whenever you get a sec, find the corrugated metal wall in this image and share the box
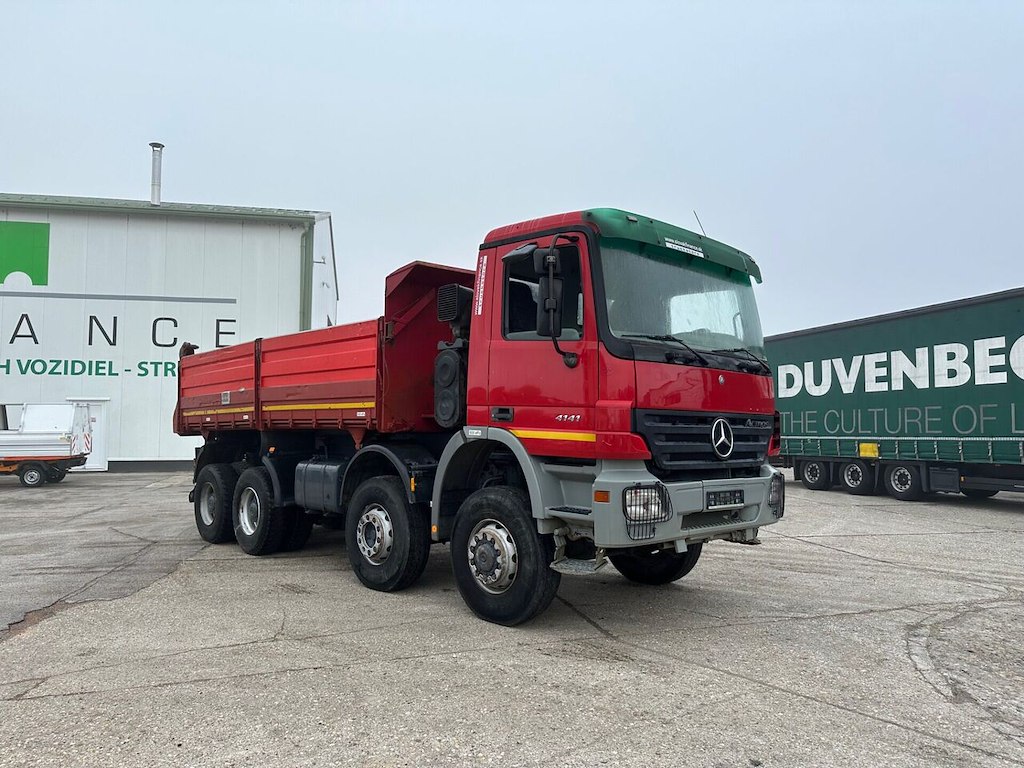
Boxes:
[0,206,320,463]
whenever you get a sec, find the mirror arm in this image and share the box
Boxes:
[547,234,578,369]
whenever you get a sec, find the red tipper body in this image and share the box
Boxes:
[176,262,473,443]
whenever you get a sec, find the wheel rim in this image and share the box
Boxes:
[24,468,42,485]
[467,519,518,594]
[199,482,216,526]
[238,487,261,536]
[891,467,913,493]
[356,503,394,565]
[805,463,821,483]
[843,464,863,487]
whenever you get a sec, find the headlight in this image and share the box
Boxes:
[622,484,672,540]
[769,472,785,517]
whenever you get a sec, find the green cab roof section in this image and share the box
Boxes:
[582,208,761,283]
[481,207,760,283]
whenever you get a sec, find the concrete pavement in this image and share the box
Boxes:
[0,472,1022,767]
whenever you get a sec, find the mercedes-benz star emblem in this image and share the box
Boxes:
[711,418,734,459]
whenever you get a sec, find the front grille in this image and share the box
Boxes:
[635,409,772,475]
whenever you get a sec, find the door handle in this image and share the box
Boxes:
[491,407,514,422]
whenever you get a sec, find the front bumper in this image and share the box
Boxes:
[584,461,784,549]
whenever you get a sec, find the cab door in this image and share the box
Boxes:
[486,233,599,459]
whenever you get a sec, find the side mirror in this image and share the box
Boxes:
[533,247,561,276]
[536,276,563,337]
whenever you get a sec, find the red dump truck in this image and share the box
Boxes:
[175,208,785,625]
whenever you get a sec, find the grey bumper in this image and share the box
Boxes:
[580,461,784,549]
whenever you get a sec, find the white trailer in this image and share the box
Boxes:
[0,403,92,486]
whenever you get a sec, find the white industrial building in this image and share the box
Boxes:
[0,192,337,469]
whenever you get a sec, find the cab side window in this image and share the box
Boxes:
[503,245,583,340]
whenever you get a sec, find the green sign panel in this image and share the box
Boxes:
[0,221,50,286]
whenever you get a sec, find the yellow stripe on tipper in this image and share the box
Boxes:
[510,428,597,443]
[261,402,376,412]
[182,406,253,417]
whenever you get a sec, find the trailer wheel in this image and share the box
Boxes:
[839,460,874,495]
[961,488,998,499]
[46,467,68,483]
[194,464,238,544]
[280,506,315,552]
[609,543,703,585]
[450,486,560,626]
[18,464,47,488]
[232,467,287,555]
[800,460,830,491]
[884,463,924,501]
[345,476,429,592]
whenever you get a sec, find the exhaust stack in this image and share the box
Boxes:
[149,142,165,206]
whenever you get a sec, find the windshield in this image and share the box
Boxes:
[600,241,765,357]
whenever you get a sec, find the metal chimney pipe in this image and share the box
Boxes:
[149,142,165,206]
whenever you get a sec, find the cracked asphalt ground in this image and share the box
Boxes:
[1,472,1022,767]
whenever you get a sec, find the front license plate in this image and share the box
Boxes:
[706,489,744,510]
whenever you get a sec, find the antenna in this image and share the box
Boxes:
[693,210,707,237]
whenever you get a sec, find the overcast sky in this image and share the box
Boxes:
[2,1,1021,336]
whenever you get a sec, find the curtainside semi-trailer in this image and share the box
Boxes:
[766,287,1024,500]
[175,208,785,625]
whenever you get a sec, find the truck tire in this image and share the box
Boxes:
[46,467,68,483]
[800,460,830,491]
[194,464,238,544]
[962,488,998,499]
[280,506,315,552]
[18,463,47,488]
[233,467,287,555]
[610,543,703,585]
[884,463,924,501]
[839,460,874,495]
[345,476,429,592]
[450,486,561,626]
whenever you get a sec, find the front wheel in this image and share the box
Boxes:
[345,476,429,592]
[609,543,703,585]
[18,463,46,488]
[450,486,560,626]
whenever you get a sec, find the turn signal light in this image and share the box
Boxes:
[593,490,610,503]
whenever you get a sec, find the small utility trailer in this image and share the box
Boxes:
[0,403,92,487]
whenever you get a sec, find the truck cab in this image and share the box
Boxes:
[431,209,783,579]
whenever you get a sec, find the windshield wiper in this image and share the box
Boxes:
[621,333,709,366]
[712,347,771,375]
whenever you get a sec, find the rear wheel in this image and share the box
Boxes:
[610,543,703,585]
[18,464,46,488]
[961,488,998,499]
[800,460,830,491]
[194,464,238,543]
[839,460,874,495]
[884,463,924,501]
[345,476,429,592]
[451,486,560,626]
[232,467,287,555]
[46,467,68,483]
